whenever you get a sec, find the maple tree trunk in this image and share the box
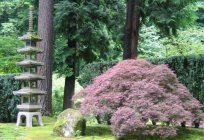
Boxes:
[38,0,54,115]
[181,121,186,127]
[123,0,140,60]
[152,120,157,125]
[96,115,102,124]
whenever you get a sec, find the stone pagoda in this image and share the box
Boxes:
[13,6,46,127]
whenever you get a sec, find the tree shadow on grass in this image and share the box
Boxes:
[86,125,113,137]
[173,127,204,140]
[85,125,204,140]
[119,128,204,140]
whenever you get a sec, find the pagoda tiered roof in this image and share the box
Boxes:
[13,88,46,95]
[16,60,44,67]
[15,73,45,81]
[17,47,43,54]
[19,32,42,41]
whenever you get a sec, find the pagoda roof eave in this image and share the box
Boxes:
[16,60,44,67]
[15,73,45,81]
[19,32,42,41]
[17,47,43,54]
[13,88,46,95]
[17,104,42,111]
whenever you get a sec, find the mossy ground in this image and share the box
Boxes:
[0,117,203,140]
[0,117,113,140]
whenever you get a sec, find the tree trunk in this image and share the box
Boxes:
[63,74,75,109]
[181,121,186,127]
[123,0,140,59]
[96,115,102,124]
[152,120,157,125]
[63,14,77,110]
[193,120,200,128]
[38,0,54,116]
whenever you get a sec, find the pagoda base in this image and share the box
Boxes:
[16,112,43,127]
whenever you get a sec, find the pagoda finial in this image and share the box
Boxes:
[28,5,34,32]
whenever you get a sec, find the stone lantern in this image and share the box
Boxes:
[13,6,46,127]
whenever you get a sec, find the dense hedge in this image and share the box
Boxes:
[0,75,20,122]
[78,61,117,87]
[78,55,204,105]
[152,55,204,105]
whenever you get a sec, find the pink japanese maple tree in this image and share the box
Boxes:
[79,59,203,138]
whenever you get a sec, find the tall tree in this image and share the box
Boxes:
[123,0,196,59]
[123,0,140,59]
[54,0,125,109]
[63,12,77,109]
[38,0,54,115]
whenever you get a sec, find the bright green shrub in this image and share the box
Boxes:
[52,86,63,117]
[0,75,20,122]
[0,36,23,74]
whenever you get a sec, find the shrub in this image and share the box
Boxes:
[143,126,177,138]
[152,55,204,105]
[111,107,145,138]
[79,59,203,138]
[0,75,20,122]
[79,55,204,106]
[52,86,64,117]
[0,36,23,74]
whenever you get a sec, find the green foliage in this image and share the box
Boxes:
[141,0,197,36]
[138,24,204,59]
[53,35,74,77]
[196,1,204,26]
[52,86,63,117]
[138,25,165,59]
[0,1,38,74]
[0,36,23,74]
[0,22,17,36]
[0,75,20,122]
[0,0,38,35]
[74,130,82,137]
[160,27,204,58]
[78,61,117,87]
[54,0,125,76]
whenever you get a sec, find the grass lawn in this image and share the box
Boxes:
[0,117,203,140]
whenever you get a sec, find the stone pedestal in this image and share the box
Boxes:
[16,112,43,127]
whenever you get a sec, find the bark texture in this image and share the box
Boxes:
[63,44,76,109]
[123,0,141,59]
[63,74,75,110]
[38,0,54,116]
[63,14,77,110]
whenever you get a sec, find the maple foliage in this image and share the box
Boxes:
[79,59,203,138]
